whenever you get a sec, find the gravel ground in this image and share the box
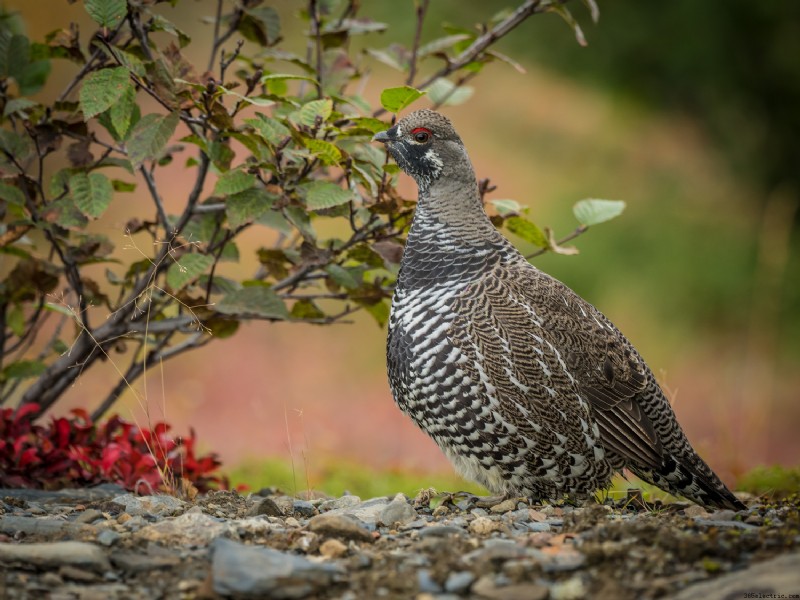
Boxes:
[0,485,798,599]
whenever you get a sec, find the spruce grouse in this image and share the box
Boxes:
[373,109,744,510]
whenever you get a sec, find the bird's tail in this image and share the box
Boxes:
[630,453,746,511]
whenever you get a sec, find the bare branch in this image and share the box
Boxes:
[406,0,431,86]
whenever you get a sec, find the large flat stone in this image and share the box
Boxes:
[667,552,800,600]
[211,537,343,599]
[0,541,111,572]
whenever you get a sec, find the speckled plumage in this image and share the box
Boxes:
[373,109,744,510]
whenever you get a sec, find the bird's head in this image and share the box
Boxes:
[372,109,468,192]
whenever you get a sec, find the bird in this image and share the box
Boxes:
[372,109,745,511]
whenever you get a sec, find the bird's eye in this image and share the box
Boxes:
[411,127,432,143]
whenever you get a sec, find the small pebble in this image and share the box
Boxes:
[319,538,348,558]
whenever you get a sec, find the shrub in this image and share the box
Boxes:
[0,402,228,494]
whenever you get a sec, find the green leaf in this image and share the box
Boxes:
[214,169,256,196]
[107,81,136,139]
[216,286,289,320]
[505,216,548,248]
[572,199,626,226]
[303,138,342,165]
[0,182,25,206]
[489,199,521,216]
[380,86,425,113]
[167,253,214,290]
[547,3,588,47]
[3,98,38,118]
[325,264,359,289]
[239,6,281,46]
[69,172,113,218]
[111,179,136,192]
[418,34,472,57]
[1,359,47,382]
[425,78,474,106]
[149,14,191,47]
[0,129,33,166]
[302,181,354,210]
[218,86,275,107]
[79,67,130,121]
[85,0,127,29]
[290,299,325,320]
[245,114,291,145]
[296,98,333,128]
[362,299,390,327]
[261,73,319,86]
[127,112,180,167]
[285,205,315,240]
[226,188,275,229]
[7,304,25,337]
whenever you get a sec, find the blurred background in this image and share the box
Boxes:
[5,0,799,495]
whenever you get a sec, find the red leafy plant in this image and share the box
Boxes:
[0,403,230,495]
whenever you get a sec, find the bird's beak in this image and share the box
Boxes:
[372,129,393,143]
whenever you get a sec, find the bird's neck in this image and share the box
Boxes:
[398,172,517,289]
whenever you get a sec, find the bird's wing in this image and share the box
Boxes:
[505,266,664,469]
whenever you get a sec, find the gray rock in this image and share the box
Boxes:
[292,500,317,518]
[137,511,232,545]
[417,569,442,593]
[111,550,181,572]
[693,518,757,530]
[75,508,104,524]
[489,499,518,513]
[111,494,186,517]
[0,515,94,537]
[666,552,800,600]
[211,537,343,599]
[0,484,125,504]
[318,495,362,512]
[58,565,100,582]
[325,497,390,525]
[307,513,374,543]
[445,570,476,593]
[96,530,122,547]
[526,522,551,532]
[379,495,417,527]
[247,497,283,517]
[472,576,548,600]
[120,515,147,532]
[0,541,110,573]
[418,525,467,538]
[705,509,737,521]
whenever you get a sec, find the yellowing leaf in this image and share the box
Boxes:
[303,138,342,165]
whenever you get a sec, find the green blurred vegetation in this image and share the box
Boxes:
[737,466,800,499]
[227,457,487,498]
[229,458,800,505]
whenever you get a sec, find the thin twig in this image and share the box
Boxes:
[374,0,550,117]
[140,167,171,233]
[406,0,431,86]
[309,0,324,98]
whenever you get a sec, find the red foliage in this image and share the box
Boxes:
[0,404,230,493]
